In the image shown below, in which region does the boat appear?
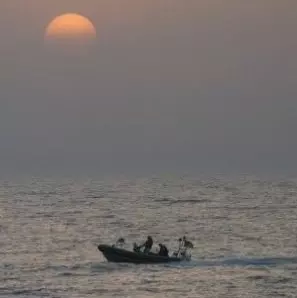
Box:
[98,244,188,264]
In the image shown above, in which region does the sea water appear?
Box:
[1,174,297,297]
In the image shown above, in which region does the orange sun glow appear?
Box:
[45,13,96,41]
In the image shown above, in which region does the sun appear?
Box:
[45,13,96,40]
[44,13,97,56]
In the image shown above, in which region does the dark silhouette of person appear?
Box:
[158,244,169,257]
[133,242,141,252]
[183,236,194,248]
[140,236,153,253]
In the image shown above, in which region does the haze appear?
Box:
[1,1,296,176]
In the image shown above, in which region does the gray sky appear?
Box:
[1,1,297,175]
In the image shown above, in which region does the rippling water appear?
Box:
[1,174,297,297]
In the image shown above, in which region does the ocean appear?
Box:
[1,174,297,297]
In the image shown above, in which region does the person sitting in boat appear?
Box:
[115,237,125,248]
[158,243,169,257]
[139,236,153,253]
[133,242,141,252]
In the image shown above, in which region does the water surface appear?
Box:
[1,175,297,297]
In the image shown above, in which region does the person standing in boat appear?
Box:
[182,236,194,248]
[139,236,153,253]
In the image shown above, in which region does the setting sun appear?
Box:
[45,13,96,39]
[44,13,97,55]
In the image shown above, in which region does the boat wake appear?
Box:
[221,256,297,267]
[166,256,297,269]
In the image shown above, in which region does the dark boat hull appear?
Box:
[98,244,182,264]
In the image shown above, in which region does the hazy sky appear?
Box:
[1,1,297,175]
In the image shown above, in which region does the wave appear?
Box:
[90,262,136,273]
[154,198,209,204]
[0,287,46,296]
[86,195,105,199]
[16,190,68,196]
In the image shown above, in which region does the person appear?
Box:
[116,237,125,248]
[172,238,182,257]
[133,242,141,252]
[182,236,194,249]
[139,236,153,253]
[178,238,183,249]
[158,243,169,257]
[174,236,193,257]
